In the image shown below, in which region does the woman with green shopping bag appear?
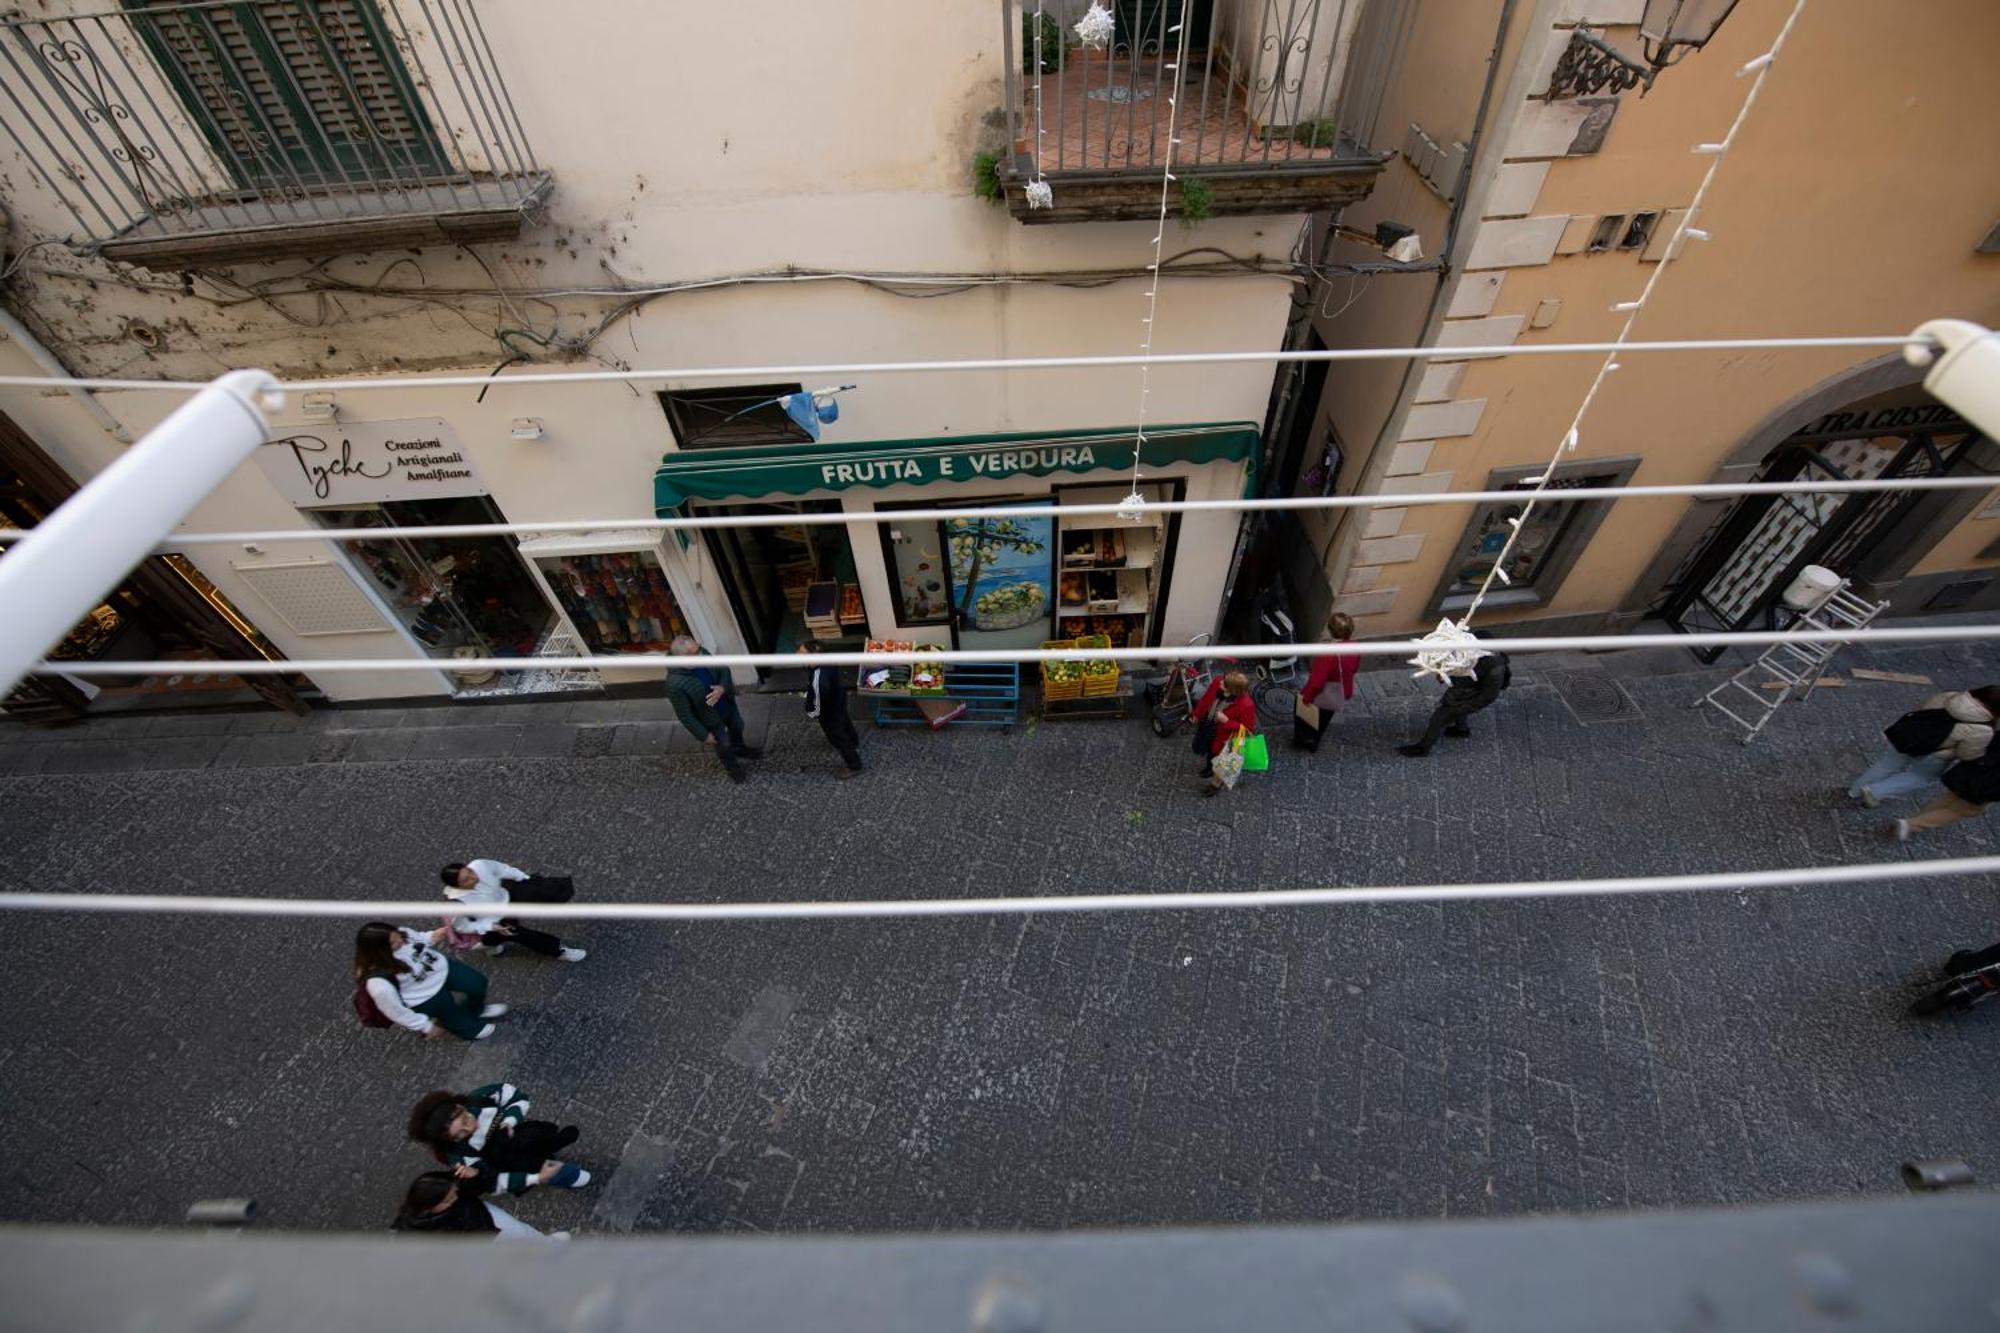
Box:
[1193,671,1264,796]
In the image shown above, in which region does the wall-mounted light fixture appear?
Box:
[510,418,544,440]
[299,391,337,423]
[1546,0,1741,99]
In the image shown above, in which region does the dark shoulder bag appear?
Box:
[1885,708,1954,756]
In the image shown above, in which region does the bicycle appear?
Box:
[1908,953,2000,1017]
[1144,634,1219,738]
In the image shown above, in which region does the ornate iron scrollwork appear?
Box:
[1545,28,1652,99]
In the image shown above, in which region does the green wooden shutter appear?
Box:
[134,0,448,191]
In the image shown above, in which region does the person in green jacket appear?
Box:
[664,635,762,783]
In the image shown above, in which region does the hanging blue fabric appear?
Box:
[780,393,822,441]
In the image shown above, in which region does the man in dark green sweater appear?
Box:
[665,634,762,783]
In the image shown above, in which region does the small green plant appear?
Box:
[1291,117,1342,149]
[972,150,1003,204]
[1022,11,1066,74]
[1124,808,1146,827]
[1177,175,1214,227]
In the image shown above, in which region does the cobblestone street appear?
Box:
[1,639,1997,1237]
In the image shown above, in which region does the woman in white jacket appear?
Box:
[1850,686,1999,806]
[354,922,508,1041]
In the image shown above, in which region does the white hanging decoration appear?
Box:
[1023,178,1054,210]
[1074,1,1115,49]
[1408,617,1483,684]
[1115,490,1148,523]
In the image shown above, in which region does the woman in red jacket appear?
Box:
[1192,670,1259,793]
[1293,612,1359,753]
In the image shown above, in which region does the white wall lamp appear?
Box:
[510,417,545,440]
[299,391,337,423]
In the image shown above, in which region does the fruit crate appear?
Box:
[1040,635,1118,702]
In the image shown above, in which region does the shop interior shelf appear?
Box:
[870,662,1020,728]
[1059,527,1158,569]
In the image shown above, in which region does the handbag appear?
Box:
[1885,708,1954,756]
[1313,680,1347,712]
[1235,728,1271,773]
[1295,698,1322,730]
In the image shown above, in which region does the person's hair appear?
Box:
[396,1171,457,1222]
[1970,685,2000,715]
[1221,671,1250,697]
[407,1090,466,1159]
[438,863,467,888]
[353,922,405,981]
[1327,613,1355,641]
[797,639,824,653]
[669,634,700,656]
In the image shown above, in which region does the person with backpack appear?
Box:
[1849,686,1998,806]
[354,922,506,1041]
[391,1169,569,1241]
[1292,612,1359,753]
[441,859,586,962]
[407,1084,591,1194]
[1895,750,2000,841]
[1399,639,1511,757]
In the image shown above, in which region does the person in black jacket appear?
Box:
[1399,645,1511,757]
[391,1168,568,1241]
[798,640,863,777]
[1895,750,2000,840]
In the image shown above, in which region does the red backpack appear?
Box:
[352,974,394,1029]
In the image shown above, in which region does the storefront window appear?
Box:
[532,550,688,655]
[314,496,556,662]
[1436,461,1637,611]
[883,516,953,625]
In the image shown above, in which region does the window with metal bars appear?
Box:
[131,0,448,191]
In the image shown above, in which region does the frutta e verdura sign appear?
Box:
[254,417,488,506]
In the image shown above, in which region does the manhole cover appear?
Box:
[1544,670,1642,724]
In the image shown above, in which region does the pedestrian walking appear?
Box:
[391,1170,569,1241]
[1192,670,1260,796]
[1849,685,1998,806]
[798,640,863,777]
[665,634,762,783]
[407,1083,591,1194]
[1292,612,1359,752]
[441,859,586,962]
[354,923,505,1042]
[1894,750,2000,841]
[1399,639,1511,757]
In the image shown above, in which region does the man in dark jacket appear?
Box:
[797,641,863,777]
[1399,646,1511,757]
[665,635,761,783]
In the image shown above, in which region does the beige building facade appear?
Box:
[1295,0,2000,648]
[0,0,1387,707]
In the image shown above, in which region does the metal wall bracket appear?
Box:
[1546,28,1654,99]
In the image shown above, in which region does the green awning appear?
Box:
[654,422,1259,515]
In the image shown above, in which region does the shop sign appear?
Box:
[816,442,1105,488]
[255,418,485,506]
[1785,402,1967,443]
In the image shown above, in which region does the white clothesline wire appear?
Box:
[27,624,2000,678]
[1456,0,1810,628]
[0,854,1993,922]
[22,474,1990,549]
[1127,0,1195,498]
[0,335,1924,397]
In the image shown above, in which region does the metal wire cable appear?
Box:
[1,854,1992,922]
[0,334,1927,396]
[25,623,2000,677]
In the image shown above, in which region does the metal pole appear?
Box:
[0,369,276,696]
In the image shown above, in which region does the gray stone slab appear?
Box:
[511,724,581,757]
[417,727,522,761]
[343,730,418,763]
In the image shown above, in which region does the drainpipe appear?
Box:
[1320,0,1523,588]
[0,306,134,443]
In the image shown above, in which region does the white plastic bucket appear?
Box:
[1781,564,1842,611]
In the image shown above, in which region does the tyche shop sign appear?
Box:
[255,418,485,506]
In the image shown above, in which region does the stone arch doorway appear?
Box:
[1642,357,1986,662]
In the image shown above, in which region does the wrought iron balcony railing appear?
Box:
[0,0,550,268]
[998,0,1387,223]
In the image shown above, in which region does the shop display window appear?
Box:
[533,550,688,654]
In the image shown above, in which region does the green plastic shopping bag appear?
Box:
[1234,728,1271,773]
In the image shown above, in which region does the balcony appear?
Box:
[0,0,549,270]
[998,0,1388,224]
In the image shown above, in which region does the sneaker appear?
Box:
[548,1231,572,1242]
[835,767,860,780]
[487,943,509,958]
[1858,787,1880,809]
[566,1169,592,1189]
[474,1023,497,1041]
[480,1003,510,1019]
[559,947,588,963]
[1893,818,1912,842]
[727,767,749,784]
[1398,744,1429,758]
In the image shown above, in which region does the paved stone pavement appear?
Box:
[1,638,1997,1238]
